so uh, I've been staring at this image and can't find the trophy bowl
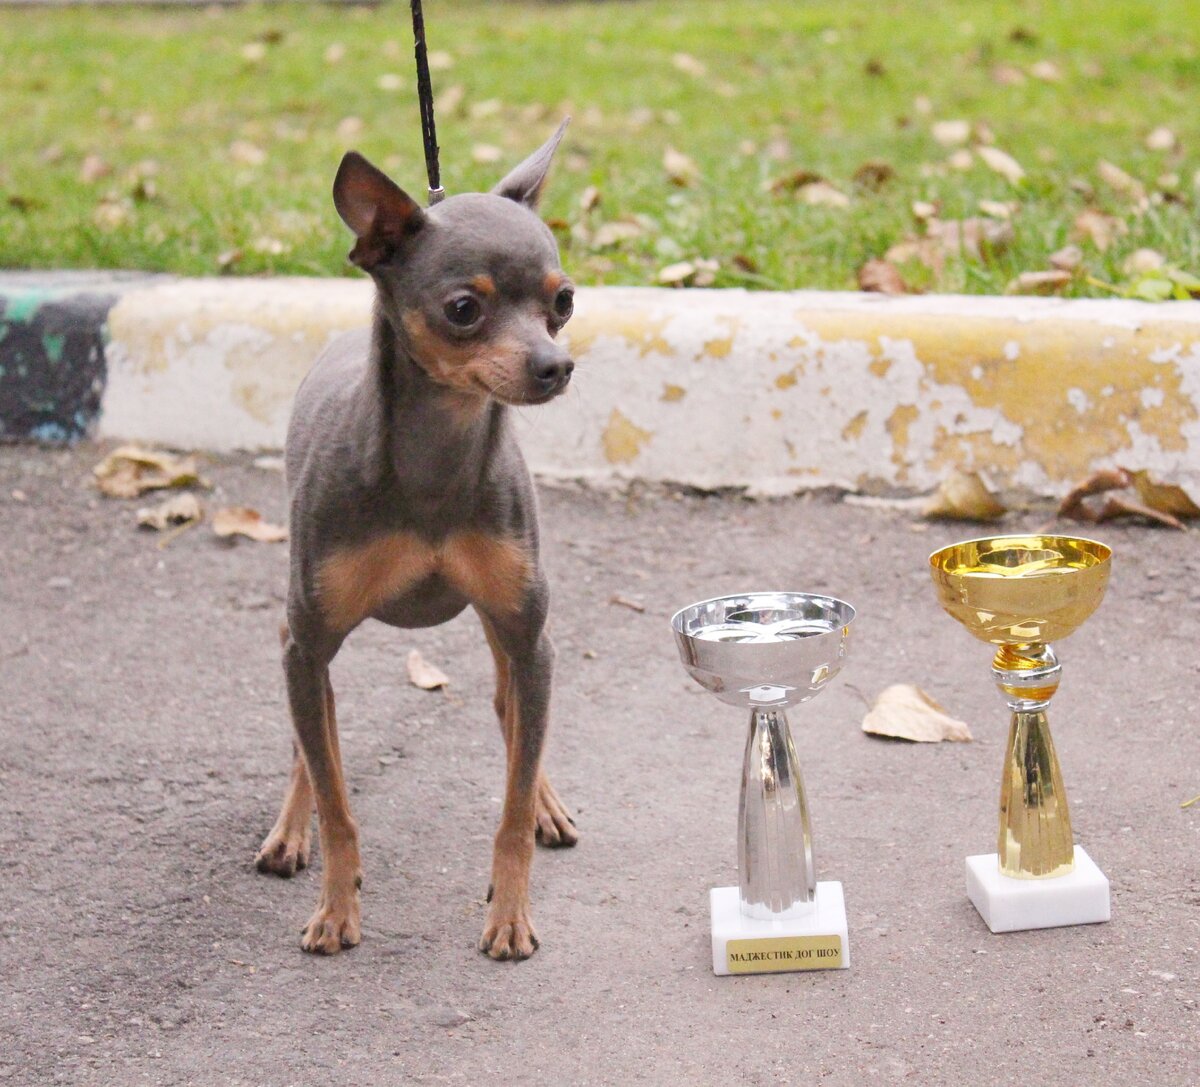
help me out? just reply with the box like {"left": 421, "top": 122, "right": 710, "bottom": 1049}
{"left": 672, "top": 592, "right": 855, "bottom": 709}
{"left": 929, "top": 534, "right": 1111, "bottom": 646}
{"left": 927, "top": 534, "right": 1114, "bottom": 932}
{"left": 672, "top": 591, "right": 856, "bottom": 974}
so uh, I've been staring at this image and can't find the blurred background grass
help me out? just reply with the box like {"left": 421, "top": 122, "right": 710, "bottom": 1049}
{"left": 0, "top": 0, "right": 1196, "bottom": 294}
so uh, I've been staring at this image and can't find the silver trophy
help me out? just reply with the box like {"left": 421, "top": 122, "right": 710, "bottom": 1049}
{"left": 672, "top": 592, "right": 855, "bottom": 975}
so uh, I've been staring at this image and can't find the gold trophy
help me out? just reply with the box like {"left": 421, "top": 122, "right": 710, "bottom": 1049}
{"left": 929, "top": 534, "right": 1113, "bottom": 932}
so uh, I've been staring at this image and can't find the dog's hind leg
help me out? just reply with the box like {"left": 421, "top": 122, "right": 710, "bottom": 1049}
{"left": 256, "top": 621, "right": 315, "bottom": 877}
{"left": 255, "top": 741, "right": 314, "bottom": 877}
{"left": 282, "top": 627, "right": 362, "bottom": 955}
{"left": 481, "top": 613, "right": 577, "bottom": 848}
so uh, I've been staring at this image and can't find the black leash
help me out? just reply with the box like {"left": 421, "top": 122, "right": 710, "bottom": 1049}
{"left": 409, "top": 0, "right": 444, "bottom": 205}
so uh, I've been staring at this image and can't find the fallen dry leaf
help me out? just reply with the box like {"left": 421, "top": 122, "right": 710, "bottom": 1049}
{"left": 406, "top": 649, "right": 449, "bottom": 691}
{"left": 591, "top": 220, "right": 643, "bottom": 247}
{"left": 1097, "top": 160, "right": 1145, "bottom": 200}
{"left": 1072, "top": 208, "right": 1126, "bottom": 251}
{"left": 765, "top": 168, "right": 824, "bottom": 194}
{"left": 863, "top": 685, "right": 973, "bottom": 743}
{"left": 885, "top": 236, "right": 944, "bottom": 275}
{"left": 930, "top": 217, "right": 1013, "bottom": 261}
{"left": 977, "top": 146, "right": 1026, "bottom": 185}
{"left": 229, "top": 140, "right": 267, "bottom": 167}
{"left": 1057, "top": 467, "right": 1186, "bottom": 529}
{"left": 94, "top": 445, "right": 210, "bottom": 498}
{"left": 79, "top": 154, "right": 111, "bottom": 184}
{"left": 1145, "top": 126, "right": 1177, "bottom": 152}
{"left": 212, "top": 506, "right": 288, "bottom": 542}
{"left": 852, "top": 160, "right": 895, "bottom": 190}
{"left": 671, "top": 52, "right": 707, "bottom": 77}
{"left": 578, "top": 185, "right": 602, "bottom": 213}
{"left": 1122, "top": 248, "right": 1165, "bottom": 275}
{"left": 657, "top": 259, "right": 717, "bottom": 288}
{"left": 663, "top": 146, "right": 700, "bottom": 186}
{"left": 1007, "top": 269, "right": 1072, "bottom": 295}
{"left": 468, "top": 98, "right": 503, "bottom": 120}
{"left": 439, "top": 84, "right": 466, "bottom": 115}
{"left": 911, "top": 200, "right": 939, "bottom": 221}
{"left": 92, "top": 199, "right": 131, "bottom": 232}
{"left": 1029, "top": 59, "right": 1062, "bottom": 82}
{"left": 609, "top": 594, "right": 646, "bottom": 613}
{"left": 931, "top": 119, "right": 970, "bottom": 147}
{"left": 923, "top": 470, "right": 1006, "bottom": 521}
{"left": 1049, "top": 244, "right": 1083, "bottom": 271}
{"left": 946, "top": 148, "right": 974, "bottom": 172}
{"left": 857, "top": 258, "right": 910, "bottom": 295}
{"left": 658, "top": 261, "right": 695, "bottom": 286}
{"left": 1128, "top": 469, "right": 1200, "bottom": 520}
{"left": 137, "top": 492, "right": 202, "bottom": 531}
{"left": 800, "top": 181, "right": 850, "bottom": 208}
{"left": 471, "top": 144, "right": 503, "bottom": 164}
{"left": 324, "top": 42, "right": 345, "bottom": 64}
{"left": 991, "top": 63, "right": 1026, "bottom": 86}
{"left": 978, "top": 199, "right": 1017, "bottom": 219}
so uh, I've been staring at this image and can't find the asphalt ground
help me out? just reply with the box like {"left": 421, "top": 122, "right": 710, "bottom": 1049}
{"left": 0, "top": 444, "right": 1197, "bottom": 1085}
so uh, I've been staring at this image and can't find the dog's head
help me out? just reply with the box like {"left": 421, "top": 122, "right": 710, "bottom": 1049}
{"left": 333, "top": 121, "right": 575, "bottom": 406}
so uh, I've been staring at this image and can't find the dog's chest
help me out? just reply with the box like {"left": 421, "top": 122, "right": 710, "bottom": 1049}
{"left": 315, "top": 530, "right": 530, "bottom": 632}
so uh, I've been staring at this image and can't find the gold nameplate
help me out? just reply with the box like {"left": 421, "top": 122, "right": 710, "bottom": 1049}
{"left": 726, "top": 934, "right": 843, "bottom": 974}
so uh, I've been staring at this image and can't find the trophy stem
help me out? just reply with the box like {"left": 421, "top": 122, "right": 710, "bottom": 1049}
{"left": 992, "top": 643, "right": 1075, "bottom": 879}
{"left": 738, "top": 706, "right": 815, "bottom": 919}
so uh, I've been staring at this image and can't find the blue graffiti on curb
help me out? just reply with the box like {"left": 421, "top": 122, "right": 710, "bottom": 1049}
{"left": 0, "top": 289, "right": 116, "bottom": 443}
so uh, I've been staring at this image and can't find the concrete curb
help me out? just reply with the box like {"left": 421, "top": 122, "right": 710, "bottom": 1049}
{"left": 3, "top": 272, "right": 1200, "bottom": 496}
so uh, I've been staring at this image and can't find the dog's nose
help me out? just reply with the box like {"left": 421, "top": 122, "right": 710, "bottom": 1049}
{"left": 528, "top": 346, "right": 574, "bottom": 391}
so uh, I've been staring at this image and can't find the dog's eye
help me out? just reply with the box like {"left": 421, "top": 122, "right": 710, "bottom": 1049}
{"left": 553, "top": 287, "right": 574, "bottom": 321}
{"left": 444, "top": 296, "right": 482, "bottom": 328}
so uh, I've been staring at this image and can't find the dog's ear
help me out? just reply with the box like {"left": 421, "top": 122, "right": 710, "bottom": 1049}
{"left": 333, "top": 152, "right": 426, "bottom": 269}
{"left": 491, "top": 117, "right": 570, "bottom": 210}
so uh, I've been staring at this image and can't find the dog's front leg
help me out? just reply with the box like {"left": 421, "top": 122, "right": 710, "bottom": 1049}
{"left": 480, "top": 622, "right": 554, "bottom": 961}
{"left": 283, "top": 634, "right": 362, "bottom": 954}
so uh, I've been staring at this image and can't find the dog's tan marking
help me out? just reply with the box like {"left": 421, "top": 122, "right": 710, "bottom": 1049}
{"left": 317, "top": 531, "right": 530, "bottom": 631}
{"left": 442, "top": 532, "right": 532, "bottom": 616}
{"left": 543, "top": 271, "right": 565, "bottom": 298}
{"left": 401, "top": 310, "right": 527, "bottom": 402}
{"left": 316, "top": 531, "right": 437, "bottom": 632}
{"left": 471, "top": 274, "right": 497, "bottom": 296}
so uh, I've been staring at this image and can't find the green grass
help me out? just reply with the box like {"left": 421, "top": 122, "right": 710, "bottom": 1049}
{"left": 1, "top": 0, "right": 1198, "bottom": 295}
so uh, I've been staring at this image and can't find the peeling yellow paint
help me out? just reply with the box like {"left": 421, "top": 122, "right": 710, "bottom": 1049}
{"left": 886, "top": 404, "right": 920, "bottom": 481}
{"left": 702, "top": 316, "right": 742, "bottom": 359}
{"left": 563, "top": 311, "right": 671, "bottom": 358}
{"left": 796, "top": 310, "right": 1200, "bottom": 483}
{"left": 869, "top": 356, "right": 892, "bottom": 378}
{"left": 842, "top": 411, "right": 868, "bottom": 441}
{"left": 770, "top": 408, "right": 783, "bottom": 420}
{"left": 602, "top": 408, "right": 652, "bottom": 464}
{"left": 775, "top": 370, "right": 798, "bottom": 390}
{"left": 661, "top": 383, "right": 687, "bottom": 402}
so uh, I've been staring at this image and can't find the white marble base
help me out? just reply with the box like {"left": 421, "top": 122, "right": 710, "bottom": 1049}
{"left": 710, "top": 882, "right": 849, "bottom": 976}
{"left": 966, "top": 845, "right": 1110, "bottom": 933}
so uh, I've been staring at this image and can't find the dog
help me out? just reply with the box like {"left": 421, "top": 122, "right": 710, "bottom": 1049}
{"left": 254, "top": 121, "right": 578, "bottom": 962}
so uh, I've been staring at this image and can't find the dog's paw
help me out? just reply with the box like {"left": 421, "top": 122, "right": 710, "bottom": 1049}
{"left": 479, "top": 902, "right": 539, "bottom": 961}
{"left": 300, "top": 894, "right": 361, "bottom": 955}
{"left": 534, "top": 778, "right": 578, "bottom": 849}
{"left": 255, "top": 827, "right": 312, "bottom": 878}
